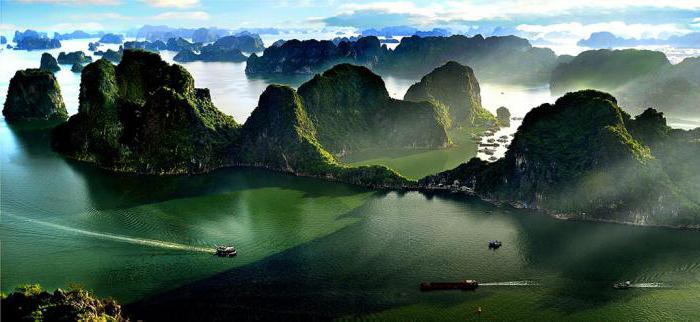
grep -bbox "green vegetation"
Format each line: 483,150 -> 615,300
404,61 -> 495,128
57,51 -> 92,65
51,53 -> 416,186
52,50 -> 240,174
1,284 -> 127,321
421,90 -> 700,226
380,35 -> 558,83
297,64 -> 450,154
234,84 -> 412,187
2,68 -> 67,123
617,57 -> 700,116
550,49 -> 670,95
39,53 -> 60,73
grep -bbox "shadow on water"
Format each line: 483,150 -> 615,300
3,120 -> 370,212
123,191 -> 700,321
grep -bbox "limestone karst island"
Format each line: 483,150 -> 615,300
2,1 -> 700,321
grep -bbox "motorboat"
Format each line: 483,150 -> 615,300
215,245 -> 237,257
488,240 -> 502,249
613,281 -> 631,289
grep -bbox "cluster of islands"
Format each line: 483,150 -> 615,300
2,26 -> 700,320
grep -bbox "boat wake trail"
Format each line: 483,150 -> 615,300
631,282 -> 667,288
6,213 -> 211,253
480,280 -> 539,286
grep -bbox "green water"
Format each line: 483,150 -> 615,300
3,119 -> 700,321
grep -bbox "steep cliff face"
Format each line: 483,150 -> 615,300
421,90 -> 699,226
52,50 -> 239,174
245,37 -> 388,75
381,35 -> 558,83
404,61 -> 495,128
233,85 -> 412,187
39,53 -> 60,73
57,51 -> 92,65
550,49 -> 671,95
3,69 -> 68,123
212,34 -> 264,52
297,64 -> 450,154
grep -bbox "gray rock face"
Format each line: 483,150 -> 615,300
40,53 -> 60,73
3,69 -> 68,123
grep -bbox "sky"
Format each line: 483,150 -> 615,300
1,0 -> 700,44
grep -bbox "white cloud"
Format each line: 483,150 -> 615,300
517,21 -> 691,44
0,23 -> 19,32
141,0 -> 199,8
152,11 -> 209,20
47,22 -> 105,32
17,0 -> 121,5
327,0 -> 700,26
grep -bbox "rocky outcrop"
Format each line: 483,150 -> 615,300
3,69 -> 67,123
2,285 -> 127,322
13,29 -> 47,42
94,48 -> 122,63
211,34 -> 264,52
88,42 -> 100,51
246,37 -> 388,75
16,37 -> 61,50
173,46 -> 246,63
420,90 -> 700,226
39,53 -> 60,72
297,64 -> 450,154
496,107 -> 511,126
550,49 -> 670,95
50,51 -> 413,187
166,37 -> 201,52
52,50 -> 240,174
124,40 -> 167,52
382,35 -> 557,83
404,61 -> 495,128
0,36 -> 6,44
98,33 -> 124,44
71,63 -> 84,73
233,85 -> 411,187
57,51 -> 92,64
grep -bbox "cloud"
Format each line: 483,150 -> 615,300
321,0 -> 700,28
141,0 -> 199,8
152,11 -> 209,20
17,0 -> 121,4
47,22 -> 105,32
517,21 -> 691,44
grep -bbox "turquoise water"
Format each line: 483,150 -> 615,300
2,40 -> 700,321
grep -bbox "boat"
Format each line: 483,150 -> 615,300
214,245 -> 237,257
488,240 -> 502,249
613,281 -> 631,289
420,280 -> 479,291
488,156 -> 498,161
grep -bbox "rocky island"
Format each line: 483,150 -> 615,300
51,50 -> 414,187
420,90 -> 700,227
246,34 -> 557,84
3,68 -> 68,123
39,53 -> 61,73
57,51 -> 93,65
246,36 -> 388,74
550,49 -> 671,95
404,61 -> 495,129
99,33 -> 124,44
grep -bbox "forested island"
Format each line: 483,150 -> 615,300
5,44 -> 700,227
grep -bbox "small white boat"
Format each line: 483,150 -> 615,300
215,245 -> 237,257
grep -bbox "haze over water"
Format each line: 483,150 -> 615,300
2,39 -> 700,320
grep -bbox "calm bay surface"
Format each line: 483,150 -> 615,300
2,40 -> 700,321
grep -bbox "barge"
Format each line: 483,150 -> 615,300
420,280 -> 479,291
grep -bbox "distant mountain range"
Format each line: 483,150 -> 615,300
578,31 -> 700,48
